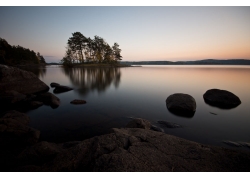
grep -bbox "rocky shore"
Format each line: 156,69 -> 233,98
1,65 -> 250,172
1,111 -> 250,172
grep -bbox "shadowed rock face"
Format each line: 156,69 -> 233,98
0,110 -> 40,145
203,89 -> 241,109
2,118 -> 250,172
14,128 -> 250,172
0,65 -> 49,94
166,93 -> 196,117
35,92 -> 60,109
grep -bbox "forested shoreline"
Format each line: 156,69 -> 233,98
0,37 -> 46,66
61,32 -> 122,66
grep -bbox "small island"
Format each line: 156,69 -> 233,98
60,32 -> 129,67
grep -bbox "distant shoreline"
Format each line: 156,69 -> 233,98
121,59 -> 250,66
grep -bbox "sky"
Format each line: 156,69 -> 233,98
1,5 -> 250,63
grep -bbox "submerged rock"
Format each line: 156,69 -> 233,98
223,141 -> 242,147
203,89 -> 241,109
239,142 -> 250,148
0,65 -> 49,94
70,99 -> 86,104
150,125 -> 164,132
158,121 -> 182,128
53,85 -> 73,94
166,93 -> 196,117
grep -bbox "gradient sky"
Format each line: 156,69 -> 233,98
0,6 -> 250,63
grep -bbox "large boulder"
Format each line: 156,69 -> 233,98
0,65 -> 49,94
203,89 -> 241,108
166,93 -> 196,117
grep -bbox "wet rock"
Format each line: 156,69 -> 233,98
158,121 -> 182,128
0,65 -> 49,94
126,117 -> 151,130
209,112 -> 217,115
35,92 -> 60,108
166,93 -> 196,117
239,142 -> 250,148
50,82 -> 60,88
223,141 -> 242,147
150,125 -> 164,132
203,89 -> 241,109
53,85 -> 73,94
70,99 -> 86,104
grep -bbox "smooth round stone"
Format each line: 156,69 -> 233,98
166,93 -> 196,117
70,99 -> 86,104
203,89 -> 241,109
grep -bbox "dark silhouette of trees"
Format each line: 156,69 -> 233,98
61,32 -> 122,66
0,37 -> 46,65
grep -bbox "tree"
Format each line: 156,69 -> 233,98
62,32 -> 122,66
67,32 -> 88,63
112,43 -> 122,61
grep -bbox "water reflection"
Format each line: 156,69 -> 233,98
62,67 -> 121,95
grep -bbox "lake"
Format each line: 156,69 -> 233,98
25,65 -> 250,150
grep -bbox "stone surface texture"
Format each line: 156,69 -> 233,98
0,65 -> 49,94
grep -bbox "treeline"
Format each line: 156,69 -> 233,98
122,59 -> 250,65
61,32 -> 122,66
0,37 -> 46,65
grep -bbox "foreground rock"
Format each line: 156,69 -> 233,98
127,117 -> 164,132
0,65 -> 49,94
70,99 -> 87,104
53,85 -> 73,94
14,128 -> 250,172
0,90 -> 27,110
166,93 -> 196,117
0,110 -> 40,145
35,92 -> 60,109
203,89 -> 241,108
126,117 -> 152,129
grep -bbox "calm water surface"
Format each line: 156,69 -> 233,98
26,65 -> 250,150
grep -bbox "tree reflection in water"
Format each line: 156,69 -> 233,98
62,67 -> 121,95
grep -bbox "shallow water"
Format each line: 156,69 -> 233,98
25,65 -> 250,150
